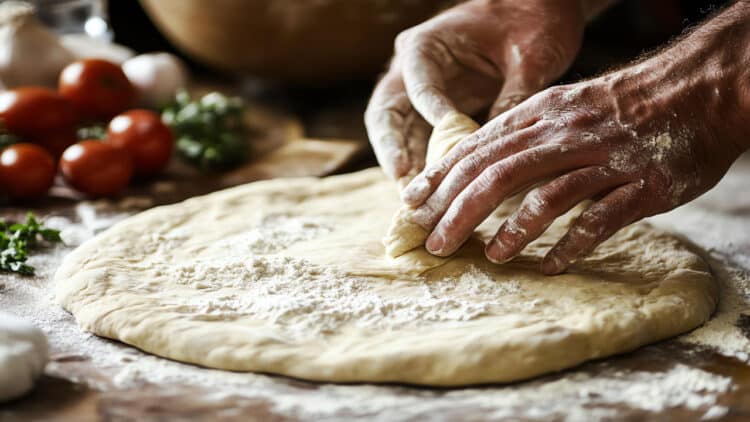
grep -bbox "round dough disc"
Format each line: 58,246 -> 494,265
56,168 -> 717,386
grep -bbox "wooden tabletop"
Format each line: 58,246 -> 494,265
2,84 -> 750,421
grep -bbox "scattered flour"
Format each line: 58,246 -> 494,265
649,132 -> 673,163
167,254 -> 520,339
44,197 -> 155,246
1,156 -> 749,420
212,214 -> 333,254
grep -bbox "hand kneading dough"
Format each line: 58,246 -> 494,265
384,111 -> 479,258
56,165 -> 717,386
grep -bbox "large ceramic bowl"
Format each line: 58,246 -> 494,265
140,0 -> 448,85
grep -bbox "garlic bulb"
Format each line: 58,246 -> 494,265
122,53 -> 190,109
0,1 -> 74,88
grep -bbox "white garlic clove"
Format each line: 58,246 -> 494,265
0,1 -> 75,88
122,52 -> 190,109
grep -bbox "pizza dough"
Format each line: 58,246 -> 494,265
56,162 -> 718,385
384,111 -> 479,258
0,312 -> 48,402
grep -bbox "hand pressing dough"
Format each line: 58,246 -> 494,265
0,312 -> 49,402
384,111 -> 479,258
56,168 -> 717,385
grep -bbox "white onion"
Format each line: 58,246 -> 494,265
122,52 -> 190,109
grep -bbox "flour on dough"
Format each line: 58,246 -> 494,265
56,164 -> 717,386
384,111 -> 479,258
0,312 -> 48,402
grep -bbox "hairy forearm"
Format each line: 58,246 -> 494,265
679,0 -> 750,152
612,0 -> 750,155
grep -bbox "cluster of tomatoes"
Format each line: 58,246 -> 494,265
0,58 -> 174,200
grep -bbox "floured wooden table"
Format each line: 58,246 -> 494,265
2,86 -> 750,420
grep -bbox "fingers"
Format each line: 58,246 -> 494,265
365,69 -> 430,180
485,166 -> 628,264
410,123 -> 546,226
401,103 -> 543,207
424,144 -> 605,256
541,181 -> 646,275
401,35 -> 459,126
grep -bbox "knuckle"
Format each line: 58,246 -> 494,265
569,223 -> 599,243
396,28 -> 437,56
454,154 -> 484,179
502,215 -> 530,240
476,163 -> 509,192
365,106 -> 404,134
521,187 -> 553,218
411,82 -> 440,100
576,209 -> 609,239
423,164 -> 446,185
409,32 -> 454,67
544,85 -> 568,100
411,200 -> 440,227
440,203 -> 465,233
394,29 -> 415,52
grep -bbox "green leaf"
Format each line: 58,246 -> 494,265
0,133 -> 19,149
77,124 -> 107,141
163,91 -> 250,171
0,212 -> 62,276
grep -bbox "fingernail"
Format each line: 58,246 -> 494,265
402,176 -> 430,205
541,255 -> 565,275
485,241 -> 511,264
426,233 -> 445,254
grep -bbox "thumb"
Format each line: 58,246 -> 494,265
401,37 -> 459,126
488,74 -> 543,119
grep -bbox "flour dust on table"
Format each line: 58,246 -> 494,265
56,162 -> 718,385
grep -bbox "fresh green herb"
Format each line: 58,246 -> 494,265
0,213 -> 61,275
77,124 -> 107,141
0,132 -> 20,149
162,91 -> 248,170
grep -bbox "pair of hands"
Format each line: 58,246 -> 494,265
366,0 -> 750,273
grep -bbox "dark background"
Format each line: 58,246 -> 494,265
109,0 -> 731,83
106,0 -> 732,139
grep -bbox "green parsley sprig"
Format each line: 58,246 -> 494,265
0,132 -> 20,149
0,213 -> 61,275
76,124 -> 107,141
162,91 -> 248,170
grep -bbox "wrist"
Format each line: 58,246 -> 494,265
617,1 -> 750,156
683,0 -> 750,154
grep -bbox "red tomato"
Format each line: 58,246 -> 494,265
59,59 -> 135,121
0,87 -> 76,138
106,109 -> 174,176
0,143 -> 56,200
60,141 -> 133,197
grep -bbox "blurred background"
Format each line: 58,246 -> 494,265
25,0 -> 729,85
0,0 -> 728,179
104,0 -> 729,139
0,0 -> 732,185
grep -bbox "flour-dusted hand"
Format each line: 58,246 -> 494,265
402,1 -> 750,274
365,0 -> 591,181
